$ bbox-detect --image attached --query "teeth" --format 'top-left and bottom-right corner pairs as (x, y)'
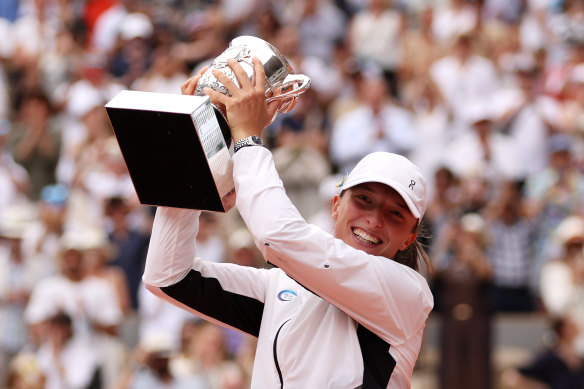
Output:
(353, 228), (380, 244)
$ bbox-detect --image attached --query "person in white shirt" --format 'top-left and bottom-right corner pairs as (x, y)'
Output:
(329, 72), (417, 174)
(143, 58), (433, 388)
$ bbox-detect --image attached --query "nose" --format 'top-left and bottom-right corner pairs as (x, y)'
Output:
(365, 208), (384, 229)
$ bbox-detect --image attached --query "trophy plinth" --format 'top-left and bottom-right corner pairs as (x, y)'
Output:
(105, 90), (235, 212)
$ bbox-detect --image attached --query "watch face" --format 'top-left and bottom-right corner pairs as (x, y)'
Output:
(251, 136), (262, 145)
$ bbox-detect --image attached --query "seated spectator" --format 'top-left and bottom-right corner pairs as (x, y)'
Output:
(502, 315), (584, 389)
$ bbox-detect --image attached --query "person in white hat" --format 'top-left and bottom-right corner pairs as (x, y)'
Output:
(539, 215), (584, 355)
(143, 58), (433, 388)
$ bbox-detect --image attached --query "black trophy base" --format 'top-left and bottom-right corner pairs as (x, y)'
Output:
(105, 90), (235, 212)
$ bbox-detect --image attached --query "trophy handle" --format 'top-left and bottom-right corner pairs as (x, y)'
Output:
(266, 74), (311, 114)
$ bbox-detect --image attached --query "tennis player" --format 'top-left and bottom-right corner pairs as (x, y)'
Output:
(143, 57), (433, 388)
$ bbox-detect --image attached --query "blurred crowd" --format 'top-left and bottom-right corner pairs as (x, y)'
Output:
(0, 0), (584, 388)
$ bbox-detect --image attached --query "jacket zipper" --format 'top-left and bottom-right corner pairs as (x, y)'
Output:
(273, 319), (291, 388)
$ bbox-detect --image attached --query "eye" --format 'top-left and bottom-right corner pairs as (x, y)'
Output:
(387, 209), (405, 221)
(354, 193), (371, 204)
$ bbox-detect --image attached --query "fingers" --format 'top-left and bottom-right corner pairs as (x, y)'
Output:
(228, 58), (253, 90)
(251, 56), (266, 91)
(203, 87), (229, 107)
(181, 76), (198, 95)
(181, 66), (209, 95)
(212, 66), (241, 95)
(266, 99), (280, 122)
(210, 57), (266, 97)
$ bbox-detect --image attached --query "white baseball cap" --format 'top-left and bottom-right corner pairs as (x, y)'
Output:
(338, 152), (428, 219)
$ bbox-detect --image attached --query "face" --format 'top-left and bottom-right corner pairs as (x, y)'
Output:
(331, 183), (418, 259)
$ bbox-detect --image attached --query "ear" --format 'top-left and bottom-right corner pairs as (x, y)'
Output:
(331, 194), (341, 221)
(400, 233), (417, 251)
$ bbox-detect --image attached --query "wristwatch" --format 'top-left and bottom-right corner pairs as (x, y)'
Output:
(233, 135), (265, 153)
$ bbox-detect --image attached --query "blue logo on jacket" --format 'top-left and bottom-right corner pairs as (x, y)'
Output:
(278, 290), (297, 301)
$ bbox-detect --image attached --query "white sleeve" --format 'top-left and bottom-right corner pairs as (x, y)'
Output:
(142, 207), (201, 287)
(233, 147), (433, 345)
(142, 206), (270, 337)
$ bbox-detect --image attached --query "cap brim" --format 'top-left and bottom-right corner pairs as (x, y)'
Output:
(342, 177), (421, 219)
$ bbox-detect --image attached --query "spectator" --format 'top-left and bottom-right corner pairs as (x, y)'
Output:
(484, 180), (537, 312)
(108, 12), (156, 88)
(20, 184), (69, 278)
(524, 134), (584, 280)
(498, 56), (563, 178)
(429, 31), (501, 131)
(271, 91), (332, 218)
(115, 330), (207, 389)
(137, 281), (193, 355)
(0, 201), (41, 386)
(404, 75), (453, 184)
(9, 89), (61, 201)
(0, 119), (29, 216)
(424, 166), (462, 248)
(539, 216), (584, 355)
(24, 227), (125, 360)
(431, 0), (479, 45)
(503, 315), (584, 389)
(431, 213), (493, 389)
(131, 45), (188, 94)
(105, 196), (151, 311)
(278, 0), (347, 63)
(35, 312), (101, 389)
(329, 72), (416, 173)
(400, 6), (445, 89)
(347, 0), (406, 98)
(442, 99), (522, 184)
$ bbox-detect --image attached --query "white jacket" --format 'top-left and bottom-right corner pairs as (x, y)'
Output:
(143, 147), (433, 388)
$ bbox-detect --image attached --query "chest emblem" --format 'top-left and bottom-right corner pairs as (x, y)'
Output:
(278, 290), (297, 301)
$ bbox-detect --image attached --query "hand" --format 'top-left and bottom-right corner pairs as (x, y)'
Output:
(181, 66), (209, 95)
(203, 57), (280, 142)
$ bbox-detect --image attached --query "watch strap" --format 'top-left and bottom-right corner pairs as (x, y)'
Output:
(233, 135), (265, 153)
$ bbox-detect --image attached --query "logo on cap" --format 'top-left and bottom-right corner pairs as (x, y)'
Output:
(409, 180), (416, 190)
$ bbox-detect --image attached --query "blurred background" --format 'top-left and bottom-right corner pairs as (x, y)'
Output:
(0, 0), (583, 388)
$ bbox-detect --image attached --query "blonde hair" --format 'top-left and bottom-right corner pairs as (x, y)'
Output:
(393, 222), (432, 273)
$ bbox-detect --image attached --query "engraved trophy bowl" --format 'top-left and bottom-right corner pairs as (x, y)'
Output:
(194, 35), (311, 145)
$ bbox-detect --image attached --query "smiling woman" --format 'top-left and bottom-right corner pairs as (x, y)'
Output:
(333, 152), (431, 271)
(143, 58), (434, 389)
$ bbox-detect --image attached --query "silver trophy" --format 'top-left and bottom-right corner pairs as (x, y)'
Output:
(194, 35), (311, 144)
(105, 36), (311, 212)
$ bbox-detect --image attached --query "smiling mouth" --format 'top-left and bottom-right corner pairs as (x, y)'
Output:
(352, 228), (381, 245)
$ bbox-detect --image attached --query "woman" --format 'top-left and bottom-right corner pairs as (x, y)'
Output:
(143, 57), (433, 388)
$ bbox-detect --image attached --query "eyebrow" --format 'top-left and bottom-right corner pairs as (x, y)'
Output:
(353, 184), (410, 211)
